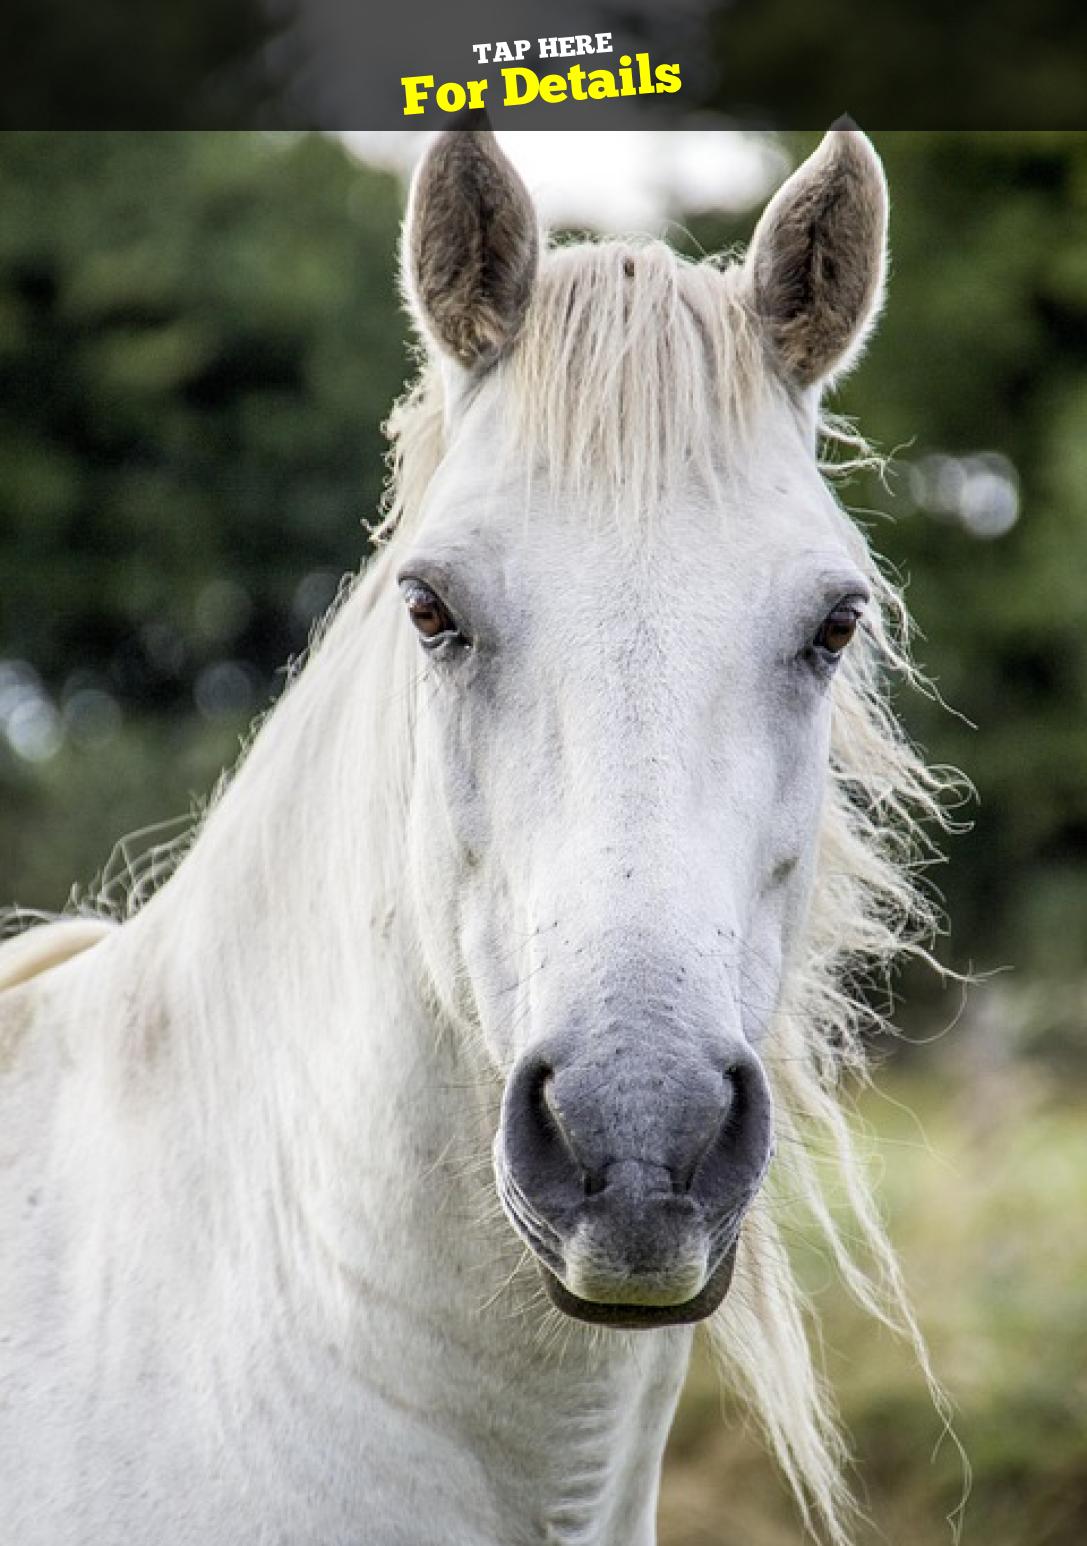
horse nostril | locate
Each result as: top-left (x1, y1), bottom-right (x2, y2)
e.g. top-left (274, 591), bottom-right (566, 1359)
top-left (500, 1054), bottom-right (585, 1208)
top-left (663, 1070), bottom-right (738, 1195)
top-left (688, 1055), bottom-right (774, 1207)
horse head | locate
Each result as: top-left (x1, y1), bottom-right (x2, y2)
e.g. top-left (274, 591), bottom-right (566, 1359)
top-left (394, 128), bottom-right (888, 1328)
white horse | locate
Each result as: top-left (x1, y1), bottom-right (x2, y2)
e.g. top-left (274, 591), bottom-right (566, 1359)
top-left (0, 129), bottom-right (956, 1546)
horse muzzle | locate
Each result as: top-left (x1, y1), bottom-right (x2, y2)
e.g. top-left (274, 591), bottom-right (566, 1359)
top-left (494, 1037), bottom-right (774, 1330)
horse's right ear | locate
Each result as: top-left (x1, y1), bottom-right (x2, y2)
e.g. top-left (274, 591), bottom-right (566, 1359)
top-left (743, 125), bottom-right (888, 390)
top-left (403, 129), bottom-right (540, 372)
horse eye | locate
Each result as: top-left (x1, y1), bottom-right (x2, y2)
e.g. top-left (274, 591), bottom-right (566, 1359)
top-left (399, 579), bottom-right (459, 644)
top-left (813, 604), bottom-right (861, 656)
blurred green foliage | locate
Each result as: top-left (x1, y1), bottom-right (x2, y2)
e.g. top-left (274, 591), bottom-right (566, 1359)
top-left (0, 132), bottom-right (403, 697)
top-left (0, 132), bottom-right (406, 903)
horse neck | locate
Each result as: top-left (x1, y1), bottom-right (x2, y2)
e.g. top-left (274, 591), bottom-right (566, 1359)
top-left (120, 556), bottom-right (692, 1543)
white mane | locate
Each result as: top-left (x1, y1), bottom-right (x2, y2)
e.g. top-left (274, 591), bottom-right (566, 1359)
top-left (1, 234), bottom-right (964, 1546)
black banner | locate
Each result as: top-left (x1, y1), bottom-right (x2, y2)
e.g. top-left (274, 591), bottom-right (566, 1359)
top-left (2, 0), bottom-right (1085, 128)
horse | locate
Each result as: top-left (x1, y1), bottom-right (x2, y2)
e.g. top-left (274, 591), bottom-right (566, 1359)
top-left (0, 128), bottom-right (957, 1545)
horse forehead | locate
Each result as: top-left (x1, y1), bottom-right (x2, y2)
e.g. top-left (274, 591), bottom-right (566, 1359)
top-left (512, 503), bottom-right (840, 624)
top-left (425, 475), bottom-right (805, 576)
top-left (417, 411), bottom-right (851, 626)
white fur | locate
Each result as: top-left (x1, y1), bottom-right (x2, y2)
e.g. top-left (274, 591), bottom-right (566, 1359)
top-left (0, 160), bottom-right (959, 1546)
top-left (0, 917), bottom-right (112, 991)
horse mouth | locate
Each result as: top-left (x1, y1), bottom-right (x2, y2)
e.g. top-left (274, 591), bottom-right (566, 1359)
top-left (538, 1241), bottom-right (739, 1330)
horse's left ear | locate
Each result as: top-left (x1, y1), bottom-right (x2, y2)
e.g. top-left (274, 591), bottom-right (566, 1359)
top-left (403, 129), bottom-right (540, 372)
top-left (744, 125), bottom-right (888, 389)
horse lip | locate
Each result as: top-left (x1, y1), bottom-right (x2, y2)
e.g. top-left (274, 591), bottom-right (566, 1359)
top-left (538, 1241), bottom-right (739, 1330)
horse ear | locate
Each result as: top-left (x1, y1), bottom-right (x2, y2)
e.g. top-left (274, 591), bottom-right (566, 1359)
top-left (403, 129), bottom-right (540, 371)
top-left (744, 125), bottom-right (888, 389)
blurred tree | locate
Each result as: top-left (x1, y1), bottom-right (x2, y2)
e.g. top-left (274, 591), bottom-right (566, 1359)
top-left (0, 132), bottom-right (404, 709)
top-left (0, 132), bottom-right (407, 907)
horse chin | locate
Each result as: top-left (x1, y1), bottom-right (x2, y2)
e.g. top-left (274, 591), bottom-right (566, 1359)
top-left (539, 1242), bottom-right (739, 1331)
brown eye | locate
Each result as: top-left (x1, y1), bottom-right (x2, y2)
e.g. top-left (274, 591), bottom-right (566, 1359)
top-left (399, 579), bottom-right (460, 645)
top-left (814, 604), bottom-right (860, 656)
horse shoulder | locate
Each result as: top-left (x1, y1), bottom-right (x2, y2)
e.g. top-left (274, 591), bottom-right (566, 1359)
top-left (0, 919), bottom-right (114, 1079)
top-left (0, 917), bottom-right (114, 995)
